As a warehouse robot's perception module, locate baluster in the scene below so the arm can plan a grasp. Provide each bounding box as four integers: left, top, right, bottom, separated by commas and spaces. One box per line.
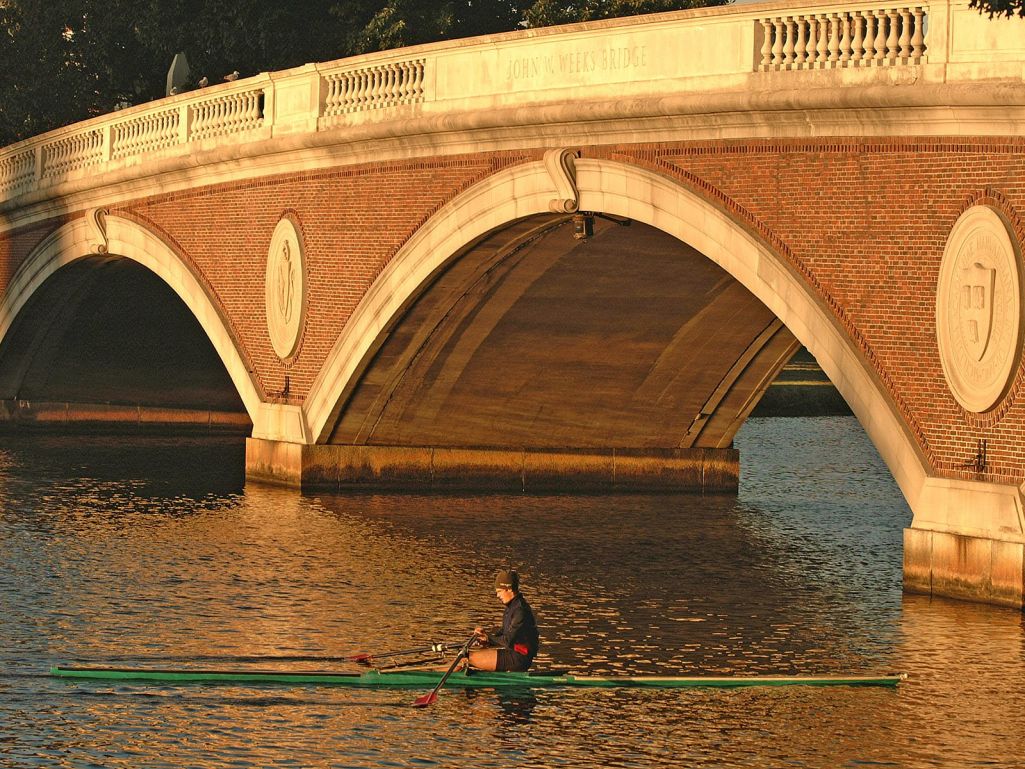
828, 14, 840, 64
862, 11, 875, 61
412, 60, 424, 98
840, 14, 852, 64
898, 8, 912, 62
760, 19, 773, 69
874, 10, 887, 62
349, 72, 361, 108
227, 97, 238, 131
396, 64, 406, 102
328, 76, 341, 111
340, 75, 353, 110
771, 18, 784, 67
199, 103, 211, 137
886, 9, 900, 62
385, 64, 397, 104
795, 17, 808, 66
806, 16, 818, 66
243, 94, 254, 128
374, 68, 385, 104
816, 14, 829, 64
216, 98, 227, 135
355, 71, 368, 108
851, 13, 865, 64
911, 7, 925, 59
782, 18, 795, 67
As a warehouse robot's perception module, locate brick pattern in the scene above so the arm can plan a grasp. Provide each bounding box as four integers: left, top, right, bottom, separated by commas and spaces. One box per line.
1, 139, 1024, 485
0, 216, 71, 291
116, 153, 531, 402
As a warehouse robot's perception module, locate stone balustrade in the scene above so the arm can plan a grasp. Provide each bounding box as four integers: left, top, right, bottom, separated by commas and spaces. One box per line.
40, 128, 104, 179
323, 59, 426, 116
110, 107, 181, 159
758, 6, 928, 70
0, 0, 1021, 205
190, 88, 265, 141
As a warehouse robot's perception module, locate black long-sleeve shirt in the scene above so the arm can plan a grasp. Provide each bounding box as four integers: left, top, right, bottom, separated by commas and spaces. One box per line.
486, 593, 539, 658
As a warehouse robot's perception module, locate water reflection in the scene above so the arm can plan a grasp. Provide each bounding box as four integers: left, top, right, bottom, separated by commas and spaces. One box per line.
1, 419, 1025, 767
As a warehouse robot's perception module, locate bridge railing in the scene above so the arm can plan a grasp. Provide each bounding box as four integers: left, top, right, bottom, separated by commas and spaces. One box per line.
757, 5, 928, 70
1, 0, 1021, 206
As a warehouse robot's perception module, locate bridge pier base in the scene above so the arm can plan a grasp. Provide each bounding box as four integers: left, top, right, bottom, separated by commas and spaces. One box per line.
902, 479, 1025, 608
904, 528, 1025, 609
245, 439, 739, 492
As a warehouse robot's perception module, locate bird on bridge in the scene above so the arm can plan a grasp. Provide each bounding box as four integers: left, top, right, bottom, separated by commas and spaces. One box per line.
198, 76, 209, 88
224, 71, 239, 82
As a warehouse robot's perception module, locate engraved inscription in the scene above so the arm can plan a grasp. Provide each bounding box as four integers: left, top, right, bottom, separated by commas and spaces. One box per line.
936, 206, 1022, 413
506, 45, 648, 81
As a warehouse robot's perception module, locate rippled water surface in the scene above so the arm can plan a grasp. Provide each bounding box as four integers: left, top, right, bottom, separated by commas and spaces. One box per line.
3, 417, 1025, 768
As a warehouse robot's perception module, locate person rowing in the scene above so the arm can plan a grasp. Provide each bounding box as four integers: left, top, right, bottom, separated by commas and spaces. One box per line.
467, 569, 539, 672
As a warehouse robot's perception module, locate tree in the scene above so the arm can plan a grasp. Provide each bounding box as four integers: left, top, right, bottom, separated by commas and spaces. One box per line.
968, 0, 1025, 17
524, 0, 726, 27
0, 0, 728, 148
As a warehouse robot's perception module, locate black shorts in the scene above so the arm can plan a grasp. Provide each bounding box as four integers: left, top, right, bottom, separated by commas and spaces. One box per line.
495, 648, 532, 672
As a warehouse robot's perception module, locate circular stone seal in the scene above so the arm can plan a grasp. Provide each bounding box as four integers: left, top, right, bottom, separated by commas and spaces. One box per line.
936, 205, 1023, 413
265, 216, 307, 360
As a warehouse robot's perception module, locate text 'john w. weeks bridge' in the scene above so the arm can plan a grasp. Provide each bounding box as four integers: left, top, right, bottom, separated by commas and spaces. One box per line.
2, 0, 1025, 607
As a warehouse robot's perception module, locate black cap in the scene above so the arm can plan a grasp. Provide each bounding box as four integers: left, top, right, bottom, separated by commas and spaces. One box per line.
495, 569, 519, 591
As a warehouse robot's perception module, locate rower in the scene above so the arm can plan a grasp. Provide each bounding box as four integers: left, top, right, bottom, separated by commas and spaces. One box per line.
468, 569, 539, 672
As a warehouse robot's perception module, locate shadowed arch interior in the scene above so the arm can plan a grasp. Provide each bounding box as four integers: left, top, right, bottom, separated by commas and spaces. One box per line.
0, 256, 249, 426
327, 215, 799, 450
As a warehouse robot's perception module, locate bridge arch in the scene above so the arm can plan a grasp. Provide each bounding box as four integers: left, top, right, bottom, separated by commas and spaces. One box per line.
306, 157, 930, 513
0, 214, 262, 423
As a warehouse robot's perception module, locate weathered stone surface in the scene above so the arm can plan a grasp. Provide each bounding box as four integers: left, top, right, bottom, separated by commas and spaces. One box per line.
247, 439, 737, 492
904, 527, 1025, 608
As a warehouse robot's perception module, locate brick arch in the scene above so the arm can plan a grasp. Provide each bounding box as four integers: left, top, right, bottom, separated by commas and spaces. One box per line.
305, 157, 928, 511
0, 213, 262, 422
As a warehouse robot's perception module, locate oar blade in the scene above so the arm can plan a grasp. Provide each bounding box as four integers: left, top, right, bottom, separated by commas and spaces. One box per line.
412, 691, 438, 708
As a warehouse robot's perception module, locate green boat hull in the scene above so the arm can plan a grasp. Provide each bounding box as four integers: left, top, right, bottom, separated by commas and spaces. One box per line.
51, 665, 905, 689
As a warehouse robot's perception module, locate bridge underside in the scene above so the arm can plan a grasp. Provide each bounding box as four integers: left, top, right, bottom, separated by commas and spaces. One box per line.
249, 216, 802, 491
0, 258, 250, 433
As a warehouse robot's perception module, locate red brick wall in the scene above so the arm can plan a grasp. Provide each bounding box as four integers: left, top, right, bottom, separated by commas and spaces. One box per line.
1, 138, 1024, 485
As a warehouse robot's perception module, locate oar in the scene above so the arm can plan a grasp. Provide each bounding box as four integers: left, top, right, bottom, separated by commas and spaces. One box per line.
412, 634, 477, 708
347, 642, 460, 666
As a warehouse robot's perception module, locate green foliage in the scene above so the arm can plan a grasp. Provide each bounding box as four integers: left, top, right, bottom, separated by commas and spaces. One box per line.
524, 0, 725, 27
969, 0, 1025, 17
0, 0, 726, 148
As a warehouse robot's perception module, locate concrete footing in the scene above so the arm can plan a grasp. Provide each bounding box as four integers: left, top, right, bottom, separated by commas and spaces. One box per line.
904, 527, 1025, 608
0, 399, 251, 433
245, 438, 739, 492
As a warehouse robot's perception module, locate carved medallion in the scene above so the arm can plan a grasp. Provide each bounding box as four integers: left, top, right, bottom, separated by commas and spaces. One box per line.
265, 216, 306, 360
936, 205, 1023, 413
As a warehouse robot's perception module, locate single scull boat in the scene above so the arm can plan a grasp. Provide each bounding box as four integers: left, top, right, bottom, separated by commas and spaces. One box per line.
50, 665, 905, 688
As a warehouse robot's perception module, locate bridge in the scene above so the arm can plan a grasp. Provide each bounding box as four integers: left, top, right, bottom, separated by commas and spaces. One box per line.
2, 0, 1025, 607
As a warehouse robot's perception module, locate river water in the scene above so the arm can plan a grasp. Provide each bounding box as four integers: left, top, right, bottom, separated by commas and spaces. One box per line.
2, 416, 1024, 768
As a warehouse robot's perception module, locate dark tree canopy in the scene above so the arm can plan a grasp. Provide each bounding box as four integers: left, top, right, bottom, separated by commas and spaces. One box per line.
0, 0, 728, 147
969, 0, 1025, 17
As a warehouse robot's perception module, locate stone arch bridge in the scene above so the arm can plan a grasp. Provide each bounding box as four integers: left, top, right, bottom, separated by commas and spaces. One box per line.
3, 0, 1025, 606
